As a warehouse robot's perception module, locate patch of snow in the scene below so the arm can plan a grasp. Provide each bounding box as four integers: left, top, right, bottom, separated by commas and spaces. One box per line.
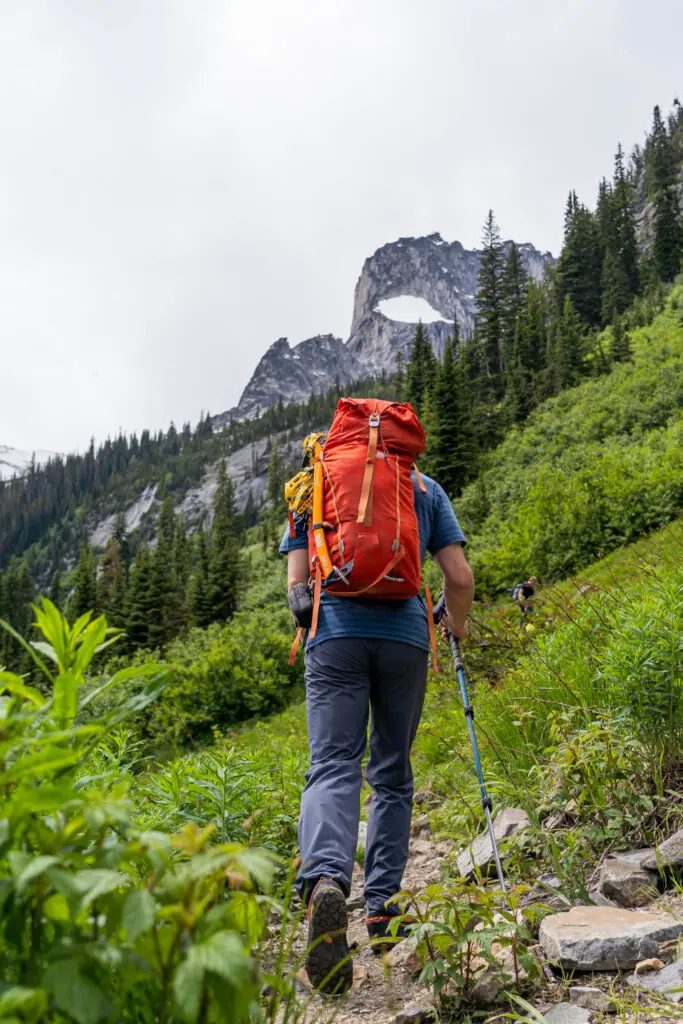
0, 446, 60, 481
375, 296, 448, 324
432, 238, 444, 245
442, 267, 449, 273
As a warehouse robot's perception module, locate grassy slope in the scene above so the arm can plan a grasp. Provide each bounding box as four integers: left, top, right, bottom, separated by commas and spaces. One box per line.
457, 284, 683, 593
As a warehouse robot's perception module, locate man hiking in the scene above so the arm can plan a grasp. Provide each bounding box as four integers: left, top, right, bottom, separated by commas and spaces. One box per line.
512, 576, 537, 625
280, 398, 474, 994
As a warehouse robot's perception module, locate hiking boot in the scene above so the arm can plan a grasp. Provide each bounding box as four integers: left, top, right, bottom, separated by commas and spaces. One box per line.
366, 913, 416, 956
305, 878, 353, 995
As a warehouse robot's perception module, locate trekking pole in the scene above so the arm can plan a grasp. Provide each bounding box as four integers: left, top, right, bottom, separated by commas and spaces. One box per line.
433, 597, 509, 901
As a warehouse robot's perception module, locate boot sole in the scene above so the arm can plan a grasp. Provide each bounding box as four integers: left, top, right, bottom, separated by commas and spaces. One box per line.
306, 886, 353, 995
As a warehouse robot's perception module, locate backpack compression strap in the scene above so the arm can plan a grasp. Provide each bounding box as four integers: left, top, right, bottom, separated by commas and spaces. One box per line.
356, 410, 380, 526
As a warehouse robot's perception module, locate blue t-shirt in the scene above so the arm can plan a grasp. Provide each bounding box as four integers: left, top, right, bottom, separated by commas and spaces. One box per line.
279, 472, 466, 652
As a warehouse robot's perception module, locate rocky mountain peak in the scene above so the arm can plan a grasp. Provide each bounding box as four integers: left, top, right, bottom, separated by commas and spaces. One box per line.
216, 232, 554, 425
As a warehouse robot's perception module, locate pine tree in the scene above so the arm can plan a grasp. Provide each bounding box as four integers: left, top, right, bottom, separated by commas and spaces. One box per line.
613, 143, 640, 302
557, 203, 603, 328
172, 514, 190, 633
611, 314, 632, 363
405, 322, 436, 415
0, 559, 35, 671
48, 570, 62, 610
148, 488, 176, 649
650, 105, 683, 282
474, 210, 506, 402
422, 337, 476, 495
70, 545, 98, 621
392, 351, 406, 400
98, 537, 127, 628
545, 295, 584, 396
209, 459, 243, 623
126, 544, 154, 650
188, 528, 213, 629
113, 512, 131, 576
501, 242, 528, 386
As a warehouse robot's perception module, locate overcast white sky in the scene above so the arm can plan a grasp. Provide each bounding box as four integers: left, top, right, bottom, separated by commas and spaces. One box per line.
1, 0, 681, 453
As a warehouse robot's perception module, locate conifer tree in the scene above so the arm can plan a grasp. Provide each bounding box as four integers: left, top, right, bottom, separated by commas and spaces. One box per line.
48, 570, 62, 610
650, 105, 683, 282
405, 322, 436, 415
126, 544, 154, 650
474, 210, 506, 402
70, 545, 98, 621
392, 351, 406, 400
611, 315, 632, 363
557, 203, 602, 327
501, 242, 528, 384
545, 295, 583, 395
209, 459, 242, 622
148, 488, 177, 649
172, 514, 190, 632
0, 559, 34, 671
188, 528, 213, 629
98, 538, 127, 629
613, 144, 640, 302
423, 337, 476, 495
113, 512, 131, 576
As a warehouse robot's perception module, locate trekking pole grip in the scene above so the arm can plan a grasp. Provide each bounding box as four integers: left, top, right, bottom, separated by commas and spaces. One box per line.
449, 633, 465, 671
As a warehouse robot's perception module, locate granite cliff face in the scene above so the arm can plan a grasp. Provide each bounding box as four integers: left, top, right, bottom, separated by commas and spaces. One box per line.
214, 334, 359, 425
221, 232, 553, 422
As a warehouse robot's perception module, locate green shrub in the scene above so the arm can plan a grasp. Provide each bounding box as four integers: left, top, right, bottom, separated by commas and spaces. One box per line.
151, 612, 304, 746
0, 601, 301, 1023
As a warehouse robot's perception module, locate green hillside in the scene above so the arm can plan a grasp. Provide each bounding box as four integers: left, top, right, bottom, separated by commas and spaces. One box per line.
458, 284, 683, 593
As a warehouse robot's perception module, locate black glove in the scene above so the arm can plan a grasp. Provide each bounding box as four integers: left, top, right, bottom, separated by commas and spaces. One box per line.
288, 583, 313, 629
432, 592, 446, 625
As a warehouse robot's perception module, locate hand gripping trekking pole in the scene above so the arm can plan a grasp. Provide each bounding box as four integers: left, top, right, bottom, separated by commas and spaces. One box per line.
433, 596, 508, 901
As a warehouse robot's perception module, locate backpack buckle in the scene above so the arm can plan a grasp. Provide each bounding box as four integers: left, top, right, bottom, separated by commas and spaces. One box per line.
369, 412, 380, 428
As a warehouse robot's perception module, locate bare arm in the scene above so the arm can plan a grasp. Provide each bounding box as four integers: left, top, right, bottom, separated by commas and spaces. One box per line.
287, 548, 309, 592
434, 543, 475, 639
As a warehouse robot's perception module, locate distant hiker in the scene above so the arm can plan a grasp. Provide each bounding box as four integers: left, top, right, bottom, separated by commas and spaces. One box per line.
281, 398, 474, 993
511, 576, 537, 622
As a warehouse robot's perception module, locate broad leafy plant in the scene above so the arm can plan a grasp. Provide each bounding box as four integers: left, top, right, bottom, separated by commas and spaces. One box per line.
0, 600, 290, 1023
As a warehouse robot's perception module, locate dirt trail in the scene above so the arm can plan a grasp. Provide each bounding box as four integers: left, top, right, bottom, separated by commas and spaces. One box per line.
291, 822, 451, 1023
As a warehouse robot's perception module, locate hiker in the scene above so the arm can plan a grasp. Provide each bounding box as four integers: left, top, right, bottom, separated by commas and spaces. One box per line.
512, 576, 537, 621
280, 398, 474, 993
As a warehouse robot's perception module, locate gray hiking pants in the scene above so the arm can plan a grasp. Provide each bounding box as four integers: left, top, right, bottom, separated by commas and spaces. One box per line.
297, 638, 428, 914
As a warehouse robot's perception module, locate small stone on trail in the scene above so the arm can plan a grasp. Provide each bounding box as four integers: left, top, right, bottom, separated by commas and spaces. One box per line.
635, 957, 666, 973
385, 935, 421, 975
393, 1002, 436, 1024
544, 1003, 591, 1024
351, 964, 369, 991
357, 820, 368, 851
455, 807, 529, 878
569, 985, 617, 1013
599, 855, 657, 908
627, 957, 683, 1003
539, 906, 683, 970
642, 828, 683, 873
411, 814, 430, 834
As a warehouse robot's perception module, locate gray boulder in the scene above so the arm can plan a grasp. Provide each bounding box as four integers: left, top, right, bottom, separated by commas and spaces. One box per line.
455, 807, 529, 878
599, 855, 658, 908
569, 985, 617, 1012
642, 829, 683, 873
394, 1003, 437, 1024
545, 1003, 592, 1023
539, 906, 683, 971
627, 957, 683, 1003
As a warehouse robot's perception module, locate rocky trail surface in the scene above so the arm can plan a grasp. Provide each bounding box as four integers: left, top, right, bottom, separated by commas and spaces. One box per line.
283, 815, 683, 1024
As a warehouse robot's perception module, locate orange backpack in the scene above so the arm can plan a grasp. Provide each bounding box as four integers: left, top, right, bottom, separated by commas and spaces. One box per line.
290, 397, 438, 668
